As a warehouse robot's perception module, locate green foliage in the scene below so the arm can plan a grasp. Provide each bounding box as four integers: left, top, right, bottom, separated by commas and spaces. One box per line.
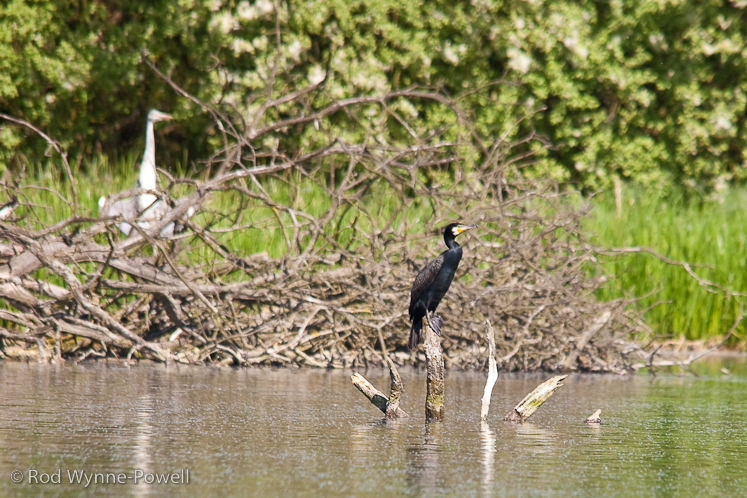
2, 0, 747, 190
588, 185, 747, 342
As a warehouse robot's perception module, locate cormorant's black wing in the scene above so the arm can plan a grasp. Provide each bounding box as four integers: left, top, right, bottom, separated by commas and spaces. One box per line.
409, 253, 445, 316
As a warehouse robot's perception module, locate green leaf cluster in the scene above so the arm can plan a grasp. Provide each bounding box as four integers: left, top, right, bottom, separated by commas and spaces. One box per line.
2, 0, 747, 190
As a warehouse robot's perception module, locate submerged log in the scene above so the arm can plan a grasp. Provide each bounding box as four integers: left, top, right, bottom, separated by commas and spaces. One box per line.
351, 359, 409, 418
424, 315, 445, 421
504, 375, 567, 423
481, 320, 498, 421
585, 409, 602, 424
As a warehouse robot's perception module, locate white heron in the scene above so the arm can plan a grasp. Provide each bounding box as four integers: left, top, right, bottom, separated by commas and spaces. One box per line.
0, 195, 18, 221
98, 109, 193, 237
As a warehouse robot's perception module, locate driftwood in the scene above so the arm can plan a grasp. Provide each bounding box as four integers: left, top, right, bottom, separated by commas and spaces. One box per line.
351, 358, 408, 418
629, 303, 744, 374
585, 409, 602, 424
481, 320, 498, 421
504, 375, 567, 423
424, 318, 445, 421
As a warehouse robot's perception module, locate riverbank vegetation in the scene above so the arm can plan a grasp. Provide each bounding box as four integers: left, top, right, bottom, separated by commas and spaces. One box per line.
588, 186, 747, 346
3, 0, 746, 192
2, 0, 746, 369
1, 75, 645, 371
11, 159, 747, 348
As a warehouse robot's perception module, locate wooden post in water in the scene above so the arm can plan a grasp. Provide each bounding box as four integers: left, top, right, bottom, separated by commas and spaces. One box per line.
481, 320, 498, 421
424, 316, 445, 421
504, 375, 567, 423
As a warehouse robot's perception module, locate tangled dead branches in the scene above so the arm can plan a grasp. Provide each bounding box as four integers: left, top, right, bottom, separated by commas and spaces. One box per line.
0, 57, 644, 371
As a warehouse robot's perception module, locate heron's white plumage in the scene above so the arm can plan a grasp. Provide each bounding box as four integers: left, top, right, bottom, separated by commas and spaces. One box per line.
137, 110, 170, 213
98, 195, 136, 235
99, 109, 195, 238
0, 196, 18, 221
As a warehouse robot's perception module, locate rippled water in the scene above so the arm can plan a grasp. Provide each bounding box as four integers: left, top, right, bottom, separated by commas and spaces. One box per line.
1, 357, 746, 497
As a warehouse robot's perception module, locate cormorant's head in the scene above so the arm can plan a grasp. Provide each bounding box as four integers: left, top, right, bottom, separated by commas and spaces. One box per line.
444, 222, 478, 241
147, 109, 173, 123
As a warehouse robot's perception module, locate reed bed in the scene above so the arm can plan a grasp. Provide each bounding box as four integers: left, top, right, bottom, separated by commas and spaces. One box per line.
588, 187, 747, 345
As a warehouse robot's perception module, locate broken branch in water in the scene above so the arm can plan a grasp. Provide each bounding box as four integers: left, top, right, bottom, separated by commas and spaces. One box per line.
481, 320, 498, 421
504, 375, 567, 423
385, 357, 405, 417
351, 360, 409, 418
585, 409, 602, 424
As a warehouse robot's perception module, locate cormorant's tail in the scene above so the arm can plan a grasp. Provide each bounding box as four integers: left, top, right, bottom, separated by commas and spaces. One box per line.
408, 319, 422, 350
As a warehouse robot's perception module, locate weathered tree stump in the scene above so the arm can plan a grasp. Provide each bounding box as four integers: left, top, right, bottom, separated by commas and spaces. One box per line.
504, 375, 567, 423
351, 357, 409, 418
481, 320, 498, 421
424, 316, 445, 421
385, 358, 405, 417
585, 409, 602, 424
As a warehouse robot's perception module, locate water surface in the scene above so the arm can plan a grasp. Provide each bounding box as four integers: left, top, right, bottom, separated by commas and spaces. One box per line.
1, 358, 746, 497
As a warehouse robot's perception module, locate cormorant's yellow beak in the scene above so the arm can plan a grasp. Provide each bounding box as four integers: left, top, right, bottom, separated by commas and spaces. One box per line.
456, 224, 478, 234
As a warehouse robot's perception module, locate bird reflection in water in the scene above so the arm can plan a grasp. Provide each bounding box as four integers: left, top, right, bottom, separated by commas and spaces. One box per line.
406, 422, 443, 495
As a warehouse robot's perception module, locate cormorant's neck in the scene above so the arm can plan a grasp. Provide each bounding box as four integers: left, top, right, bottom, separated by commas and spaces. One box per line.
139, 119, 157, 191
444, 235, 460, 250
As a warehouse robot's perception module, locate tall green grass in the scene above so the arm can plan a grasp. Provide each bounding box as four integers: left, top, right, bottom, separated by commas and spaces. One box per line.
8, 155, 440, 266
586, 187, 747, 343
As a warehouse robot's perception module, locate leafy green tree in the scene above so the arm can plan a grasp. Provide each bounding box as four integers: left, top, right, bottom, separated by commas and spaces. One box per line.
2, 0, 746, 191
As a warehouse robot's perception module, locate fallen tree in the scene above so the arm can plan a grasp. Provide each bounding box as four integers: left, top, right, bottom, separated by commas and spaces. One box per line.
0, 49, 645, 371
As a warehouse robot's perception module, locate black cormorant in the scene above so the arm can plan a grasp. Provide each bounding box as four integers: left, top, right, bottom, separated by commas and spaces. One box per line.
408, 222, 477, 350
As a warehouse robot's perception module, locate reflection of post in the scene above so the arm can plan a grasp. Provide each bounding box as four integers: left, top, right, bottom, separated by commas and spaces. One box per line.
480, 421, 496, 495
349, 424, 375, 457
406, 421, 443, 495
133, 393, 154, 498
424, 317, 445, 421
350, 419, 406, 464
